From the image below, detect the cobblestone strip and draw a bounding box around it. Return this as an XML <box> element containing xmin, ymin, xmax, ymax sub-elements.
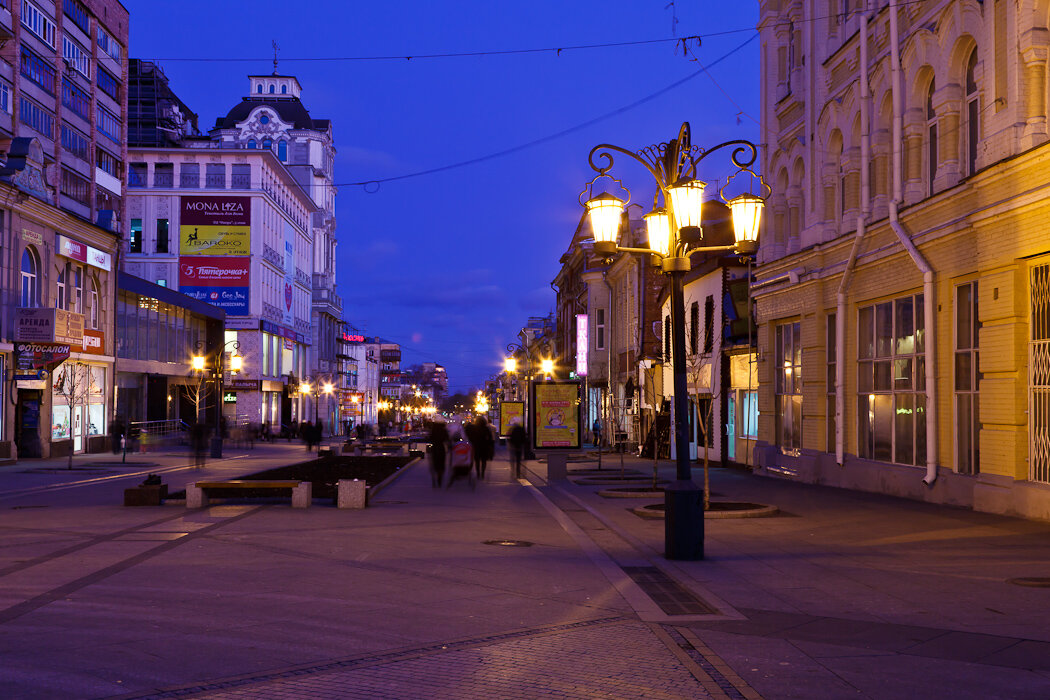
<box><xmin>660</xmin><ymin>625</ymin><xmax>763</xmax><ymax>700</ymax></box>
<box><xmin>122</xmin><ymin>616</ymin><xmax>653</xmax><ymax>699</ymax></box>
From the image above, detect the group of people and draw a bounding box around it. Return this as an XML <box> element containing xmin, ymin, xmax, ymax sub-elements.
<box><xmin>427</xmin><ymin>417</ymin><xmax>530</xmax><ymax>487</ymax></box>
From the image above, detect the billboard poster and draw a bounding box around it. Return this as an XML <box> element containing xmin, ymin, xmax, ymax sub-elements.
<box><xmin>499</xmin><ymin>401</ymin><xmax>524</xmax><ymax>437</ymax></box>
<box><xmin>283</xmin><ymin>226</ymin><xmax>295</xmax><ymax>327</ymax></box>
<box><xmin>179</xmin><ymin>256</ymin><xmax>251</xmax><ymax>315</ymax></box>
<box><xmin>531</xmin><ymin>381</ymin><xmax>580</xmax><ymax>449</ymax></box>
<box><xmin>179</xmin><ymin>196</ymin><xmax>251</xmax><ymax>256</ymax></box>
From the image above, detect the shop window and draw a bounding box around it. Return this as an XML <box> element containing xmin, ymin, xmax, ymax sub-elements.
<box><xmin>775</xmin><ymin>321</ymin><xmax>802</xmax><ymax>450</ymax></box>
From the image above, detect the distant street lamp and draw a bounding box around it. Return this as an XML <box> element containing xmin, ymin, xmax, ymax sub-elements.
<box><xmin>580</xmin><ymin>122</ymin><xmax>767</xmax><ymax>560</ymax></box>
<box><xmin>192</xmin><ymin>340</ymin><xmax>243</xmax><ymax>458</ymax></box>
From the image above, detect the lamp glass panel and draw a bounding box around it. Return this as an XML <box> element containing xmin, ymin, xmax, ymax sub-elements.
<box><xmin>667</xmin><ymin>179</ymin><xmax>706</xmax><ymax>229</ymax></box>
<box><xmin>230</xmin><ymin>354</ymin><xmax>243</xmax><ymax>372</ymax></box>
<box><xmin>585</xmin><ymin>193</ymin><xmax>624</xmax><ymax>244</ymax></box>
<box><xmin>644</xmin><ymin>208</ymin><xmax>672</xmax><ymax>257</ymax></box>
<box><xmin>729</xmin><ymin>194</ymin><xmax>763</xmax><ymax>244</ymax></box>
<box><xmin>505</xmin><ymin>358</ymin><xmax>517</xmax><ymax>373</ymax></box>
<box><xmin>192</xmin><ymin>355</ymin><xmax>205</xmax><ymax>371</ymax></box>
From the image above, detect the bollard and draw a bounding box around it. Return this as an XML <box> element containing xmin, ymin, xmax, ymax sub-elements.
<box><xmin>291</xmin><ymin>481</ymin><xmax>313</xmax><ymax>508</ymax></box>
<box><xmin>337</xmin><ymin>479</ymin><xmax>367</xmax><ymax>509</ymax></box>
<box><xmin>186</xmin><ymin>484</ymin><xmax>207</xmax><ymax>508</ymax></box>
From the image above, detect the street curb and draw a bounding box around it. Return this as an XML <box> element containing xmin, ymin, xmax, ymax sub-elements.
<box><xmin>367</xmin><ymin>456</ymin><xmax>422</xmax><ymax>505</ymax></box>
<box><xmin>632</xmin><ymin>501</ymin><xmax>780</xmax><ymax>519</ymax></box>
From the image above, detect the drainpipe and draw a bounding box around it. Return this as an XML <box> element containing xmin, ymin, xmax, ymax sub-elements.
<box><xmin>889</xmin><ymin>2</ymin><xmax>938</xmax><ymax>485</ymax></box>
<box><xmin>836</xmin><ymin>6</ymin><xmax>872</xmax><ymax>465</ymax></box>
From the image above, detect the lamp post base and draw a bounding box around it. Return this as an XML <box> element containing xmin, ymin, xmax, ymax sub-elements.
<box><xmin>210</xmin><ymin>436</ymin><xmax>223</xmax><ymax>459</ymax></box>
<box><xmin>664</xmin><ymin>479</ymin><xmax>704</xmax><ymax>560</ymax></box>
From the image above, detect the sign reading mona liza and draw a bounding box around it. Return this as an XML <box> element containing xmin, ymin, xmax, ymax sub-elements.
<box><xmin>532</xmin><ymin>382</ymin><xmax>580</xmax><ymax>449</ymax></box>
<box><xmin>179</xmin><ymin>196</ymin><xmax>250</xmax><ymax>255</ymax></box>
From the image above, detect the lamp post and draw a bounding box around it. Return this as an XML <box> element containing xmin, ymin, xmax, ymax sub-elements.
<box><xmin>581</xmin><ymin>122</ymin><xmax>767</xmax><ymax>561</ymax></box>
<box><xmin>299</xmin><ymin>377</ymin><xmax>335</xmax><ymax>426</ymax></box>
<box><xmin>192</xmin><ymin>340</ymin><xmax>243</xmax><ymax>458</ymax></box>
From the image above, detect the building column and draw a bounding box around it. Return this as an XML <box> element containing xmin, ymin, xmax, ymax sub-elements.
<box><xmin>902</xmin><ymin>109</ymin><xmax>926</xmax><ymax>204</ymax></box>
<box><xmin>1020</xmin><ymin>40</ymin><xmax>1049</xmax><ymax>149</ymax></box>
<box><xmin>932</xmin><ymin>84</ymin><xmax>963</xmax><ymax>191</ymax></box>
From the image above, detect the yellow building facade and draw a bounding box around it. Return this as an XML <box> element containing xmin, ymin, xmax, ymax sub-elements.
<box><xmin>754</xmin><ymin>0</ymin><xmax>1050</xmax><ymax>519</ymax></box>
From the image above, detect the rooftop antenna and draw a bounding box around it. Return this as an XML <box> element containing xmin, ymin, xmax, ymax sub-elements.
<box><xmin>272</xmin><ymin>40</ymin><xmax>279</xmax><ymax>75</ymax></box>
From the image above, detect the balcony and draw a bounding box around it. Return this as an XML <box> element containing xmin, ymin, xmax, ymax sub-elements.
<box><xmin>311</xmin><ymin>286</ymin><xmax>342</xmax><ymax>314</ymax></box>
<box><xmin>0</xmin><ymin>3</ymin><xmax>14</xmax><ymax>42</ymax></box>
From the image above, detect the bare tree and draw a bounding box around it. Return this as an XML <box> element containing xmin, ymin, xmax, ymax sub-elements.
<box><xmin>52</xmin><ymin>361</ymin><xmax>93</xmax><ymax>470</ymax></box>
<box><xmin>686</xmin><ymin>351</ymin><xmax>720</xmax><ymax>509</ymax></box>
<box><xmin>640</xmin><ymin>361</ymin><xmax>664</xmax><ymax>489</ymax></box>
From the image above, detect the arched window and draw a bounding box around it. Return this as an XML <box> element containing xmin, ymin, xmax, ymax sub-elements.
<box><xmin>269</xmin><ymin>84</ymin><xmax>275</xmax><ymax>93</ymax></box>
<box><xmin>263</xmin><ymin>139</ymin><xmax>272</xmax><ymax>152</ymax></box>
<box><xmin>965</xmin><ymin>49</ymin><xmax>979</xmax><ymax>176</ymax></box>
<box><xmin>926</xmin><ymin>79</ymin><xmax>938</xmax><ymax>197</ymax></box>
<box><xmin>281</xmin><ymin>85</ymin><xmax>287</xmax><ymax>94</ymax></box>
<box><xmin>277</xmin><ymin>140</ymin><xmax>287</xmax><ymax>161</ymax></box>
<box><xmin>257</xmin><ymin>84</ymin><xmax>262</xmax><ymax>93</ymax></box>
<box><xmin>247</xmin><ymin>140</ymin><xmax>256</xmax><ymax>149</ymax></box>
<box><xmin>56</xmin><ymin>266</ymin><xmax>66</xmax><ymax>310</ymax></box>
<box><xmin>89</xmin><ymin>277</ymin><xmax>100</xmax><ymax>329</ymax></box>
<box><xmin>20</xmin><ymin>247</ymin><xmax>39</xmax><ymax>307</ymax></box>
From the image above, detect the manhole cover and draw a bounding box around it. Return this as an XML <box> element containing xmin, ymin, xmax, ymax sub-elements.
<box><xmin>1007</xmin><ymin>577</ymin><xmax>1050</xmax><ymax>588</ymax></box>
<box><xmin>483</xmin><ymin>540</ymin><xmax>534</xmax><ymax>547</ymax></box>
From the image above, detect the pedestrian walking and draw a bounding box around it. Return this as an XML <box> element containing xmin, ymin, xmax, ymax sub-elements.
<box><xmin>110</xmin><ymin>416</ymin><xmax>125</xmax><ymax>454</ymax></box>
<box><xmin>508</xmin><ymin>420</ymin><xmax>527</xmax><ymax>479</ymax></box>
<box><xmin>191</xmin><ymin>422</ymin><xmax>210</xmax><ymax>470</ymax></box>
<box><xmin>428</xmin><ymin>419</ymin><xmax>451</xmax><ymax>487</ymax></box>
<box><xmin>467</xmin><ymin>415</ymin><xmax>494</xmax><ymax>480</ymax></box>
<box><xmin>592</xmin><ymin>418</ymin><xmax>601</xmax><ymax>447</ymax></box>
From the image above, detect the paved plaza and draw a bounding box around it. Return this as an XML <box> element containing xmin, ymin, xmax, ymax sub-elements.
<box><xmin>1</xmin><ymin>440</ymin><xmax>1049</xmax><ymax>699</ymax></box>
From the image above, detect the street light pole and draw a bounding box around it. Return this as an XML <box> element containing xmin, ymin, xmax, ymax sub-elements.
<box><xmin>193</xmin><ymin>340</ymin><xmax>242</xmax><ymax>459</ymax></box>
<box><xmin>580</xmin><ymin>122</ymin><xmax>767</xmax><ymax>561</ymax></box>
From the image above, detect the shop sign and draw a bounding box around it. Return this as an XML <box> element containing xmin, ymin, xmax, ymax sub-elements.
<box><xmin>15</xmin><ymin>342</ymin><xmax>71</xmax><ymax>373</ymax></box>
<box><xmin>283</xmin><ymin>338</ymin><xmax>294</xmax><ymax>351</ymax></box>
<box><xmin>56</xmin><ymin>235</ymin><xmax>112</xmax><ymax>271</ymax></box>
<box><xmin>21</xmin><ymin>228</ymin><xmax>44</xmax><ymax>245</ymax></box>
<box><xmin>179</xmin><ymin>256</ymin><xmax>250</xmax><ymax>315</ymax></box>
<box><xmin>179</xmin><ymin>196</ymin><xmax>251</xmax><ymax>256</ymax></box>
<box><xmin>223</xmin><ymin>391</ymin><xmax>237</xmax><ymax>403</ymax></box>
<box><xmin>225</xmin><ymin>317</ymin><xmax>259</xmax><ymax>330</ymax></box>
<box><xmin>343</xmin><ymin>333</ymin><xmax>365</xmax><ymax>343</ymax></box>
<box><xmin>80</xmin><ymin>329</ymin><xmax>104</xmax><ymax>355</ymax></box>
<box><xmin>228</xmin><ymin>379</ymin><xmax>261</xmax><ymax>391</ymax></box>
<box><xmin>575</xmin><ymin>314</ymin><xmax>588</xmax><ymax>377</ymax></box>
<box><xmin>15</xmin><ymin>308</ymin><xmax>84</xmax><ymax>344</ymax></box>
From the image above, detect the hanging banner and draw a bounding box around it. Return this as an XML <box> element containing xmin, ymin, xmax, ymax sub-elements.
<box><xmin>179</xmin><ymin>256</ymin><xmax>250</xmax><ymax>315</ymax></box>
<box><xmin>576</xmin><ymin>314</ymin><xmax>588</xmax><ymax>376</ymax></box>
<box><xmin>179</xmin><ymin>196</ymin><xmax>251</xmax><ymax>255</ymax></box>
<box><xmin>531</xmin><ymin>381</ymin><xmax>580</xmax><ymax>449</ymax></box>
<box><xmin>499</xmin><ymin>401</ymin><xmax>524</xmax><ymax>438</ymax></box>
<box><xmin>283</xmin><ymin>223</ymin><xmax>295</xmax><ymax>328</ymax></box>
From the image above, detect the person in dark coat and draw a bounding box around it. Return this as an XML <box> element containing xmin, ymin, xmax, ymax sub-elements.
<box><xmin>110</xmin><ymin>416</ymin><xmax>125</xmax><ymax>454</ymax></box>
<box><xmin>468</xmin><ymin>416</ymin><xmax>495</xmax><ymax>480</ymax></box>
<box><xmin>428</xmin><ymin>420</ymin><xmax>451</xmax><ymax>487</ymax></box>
<box><xmin>508</xmin><ymin>421</ymin><xmax>527</xmax><ymax>479</ymax></box>
<box><xmin>190</xmin><ymin>422</ymin><xmax>211</xmax><ymax>470</ymax></box>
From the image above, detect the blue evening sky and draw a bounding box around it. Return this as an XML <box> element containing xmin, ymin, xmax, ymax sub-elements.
<box><xmin>125</xmin><ymin>1</ymin><xmax>760</xmax><ymax>393</ymax></box>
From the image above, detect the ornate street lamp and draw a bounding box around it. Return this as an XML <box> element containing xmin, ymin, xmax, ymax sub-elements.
<box><xmin>192</xmin><ymin>340</ymin><xmax>243</xmax><ymax>458</ymax></box>
<box><xmin>580</xmin><ymin>122</ymin><xmax>768</xmax><ymax>561</ymax></box>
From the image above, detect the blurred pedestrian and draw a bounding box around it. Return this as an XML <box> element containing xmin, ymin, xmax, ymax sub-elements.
<box><xmin>592</xmin><ymin>418</ymin><xmax>601</xmax><ymax>447</ymax></box>
<box><xmin>508</xmin><ymin>420</ymin><xmax>527</xmax><ymax>479</ymax></box>
<box><xmin>428</xmin><ymin>419</ymin><xmax>451</xmax><ymax>487</ymax></box>
<box><xmin>468</xmin><ymin>416</ymin><xmax>494</xmax><ymax>480</ymax></box>
<box><xmin>110</xmin><ymin>415</ymin><xmax>125</xmax><ymax>454</ymax></box>
<box><xmin>191</xmin><ymin>422</ymin><xmax>210</xmax><ymax>470</ymax></box>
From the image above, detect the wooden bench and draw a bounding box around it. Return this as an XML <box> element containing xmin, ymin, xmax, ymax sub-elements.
<box><xmin>186</xmin><ymin>480</ymin><xmax>311</xmax><ymax>508</ymax></box>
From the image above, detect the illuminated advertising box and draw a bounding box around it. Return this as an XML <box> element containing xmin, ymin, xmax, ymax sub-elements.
<box><xmin>576</xmin><ymin>313</ymin><xmax>588</xmax><ymax>376</ymax></box>
<box><xmin>531</xmin><ymin>381</ymin><xmax>580</xmax><ymax>449</ymax></box>
<box><xmin>179</xmin><ymin>196</ymin><xmax>251</xmax><ymax>255</ymax></box>
<box><xmin>499</xmin><ymin>401</ymin><xmax>524</xmax><ymax>437</ymax></box>
<box><xmin>179</xmin><ymin>256</ymin><xmax>250</xmax><ymax>315</ymax></box>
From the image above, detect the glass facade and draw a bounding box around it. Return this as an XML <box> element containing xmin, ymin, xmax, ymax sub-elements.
<box><xmin>116</xmin><ymin>290</ymin><xmax>206</xmax><ymax>363</ymax></box>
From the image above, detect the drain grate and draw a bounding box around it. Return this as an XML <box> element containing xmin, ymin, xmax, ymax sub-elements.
<box><xmin>1007</xmin><ymin>577</ymin><xmax>1050</xmax><ymax>588</ymax></box>
<box><xmin>623</xmin><ymin>566</ymin><xmax>715</xmax><ymax>615</ymax></box>
<box><xmin>483</xmin><ymin>539</ymin><xmax>534</xmax><ymax>547</ymax></box>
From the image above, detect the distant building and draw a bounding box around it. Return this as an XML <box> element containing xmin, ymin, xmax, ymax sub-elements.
<box><xmin>127</xmin><ymin>59</ymin><xmax>199</xmax><ymax>148</ymax></box>
<box><xmin>400</xmin><ymin>362</ymin><xmax>448</xmax><ymax>404</ymax></box>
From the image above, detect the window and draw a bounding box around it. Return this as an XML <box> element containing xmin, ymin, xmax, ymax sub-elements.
<box><xmin>156</xmin><ymin>219</ymin><xmax>169</xmax><ymax>253</ymax></box>
<box><xmin>21</xmin><ymin>0</ymin><xmax>56</xmax><ymax>46</ymax></box>
<box><xmin>56</xmin><ymin>267</ymin><xmax>66</xmax><ymax>309</ymax></box>
<box><xmin>268</xmin><ymin>84</ymin><xmax>274</xmax><ymax>94</ymax></box>
<box><xmin>926</xmin><ymin>79</ymin><xmax>937</xmax><ymax>197</ymax></box>
<box><xmin>97</xmin><ymin>26</ymin><xmax>122</xmax><ymax>61</ymax></box>
<box><xmin>129</xmin><ymin>218</ymin><xmax>142</xmax><ymax>253</ymax></box>
<box><xmin>0</xmin><ymin>78</ymin><xmax>11</xmax><ymax>114</ymax></box>
<box><xmin>60</xmin><ymin>167</ymin><xmax>90</xmax><ymax>204</ymax></box>
<box><xmin>128</xmin><ymin>162</ymin><xmax>147</xmax><ymax>187</ymax></box>
<box><xmin>20</xmin><ymin>47</ymin><xmax>55</xmax><ymax>94</ymax></box>
<box><xmin>71</xmin><ymin>265</ymin><xmax>83</xmax><ymax>314</ymax></box>
<box><xmin>89</xmin><ymin>277</ymin><xmax>99</xmax><ymax>329</ymax></box>
<box><xmin>154</xmin><ymin>163</ymin><xmax>174</xmax><ymax>187</ymax></box>
<box><xmin>857</xmin><ymin>294</ymin><xmax>926</xmax><ymax>465</ymax></box>
<box><xmin>703</xmin><ymin>295</ymin><xmax>715</xmax><ymax>354</ymax></box>
<box><xmin>595</xmin><ymin>308</ymin><xmax>606</xmax><ymax>350</ymax></box>
<box><xmin>740</xmin><ymin>390</ymin><xmax>757</xmax><ymax>439</ymax></box>
<box><xmin>157</xmin><ymin>279</ymin><xmax>167</xmax><ymax>288</ymax></box>
<box><xmin>94</xmin><ymin>148</ymin><xmax>122</xmax><ymax>178</ymax></box>
<box><xmin>965</xmin><ymin>49</ymin><xmax>979</xmax><ymax>176</ymax></box>
<box><xmin>256</xmin><ymin>85</ymin><xmax>262</xmax><ymax>94</ymax></box>
<box><xmin>827</xmin><ymin>313</ymin><xmax>837</xmax><ymax>452</ymax></box>
<box><xmin>20</xmin><ymin>247</ymin><xmax>40</xmax><ymax>307</ymax></box>
<box><xmin>64</xmin><ymin>0</ymin><xmax>90</xmax><ymax>33</ymax></box>
<box><xmin>205</xmin><ymin>163</ymin><xmax>225</xmax><ymax>189</ymax></box>
<box><xmin>61</xmin><ymin>124</ymin><xmax>90</xmax><ymax>161</ymax></box>
<box><xmin>260</xmin><ymin>115</ymin><xmax>269</xmax><ymax>125</ymax></box>
<box><xmin>247</xmin><ymin>140</ymin><xmax>256</xmax><ymax>149</ymax></box>
<box><xmin>775</xmin><ymin>322</ymin><xmax>802</xmax><ymax>450</ymax></box>
<box><xmin>62</xmin><ymin>78</ymin><xmax>90</xmax><ymax>120</ymax></box>
<box><xmin>97</xmin><ymin>67</ymin><xmax>120</xmax><ymax>100</ymax></box>
<box><xmin>231</xmin><ymin>164</ymin><xmax>250</xmax><ymax>188</ymax></box>
<box><xmin>955</xmin><ymin>282</ymin><xmax>980</xmax><ymax>474</ymax></box>
<box><xmin>278</xmin><ymin>140</ymin><xmax>287</xmax><ymax>161</ymax></box>
<box><xmin>689</xmin><ymin>301</ymin><xmax>699</xmax><ymax>355</ymax></box>
<box><xmin>180</xmin><ymin>163</ymin><xmax>199</xmax><ymax>188</ymax></box>
<box><xmin>62</xmin><ymin>36</ymin><xmax>90</xmax><ymax>78</ymax></box>
<box><xmin>263</xmin><ymin>139</ymin><xmax>272</xmax><ymax>151</ymax></box>
<box><xmin>96</xmin><ymin>106</ymin><xmax>121</xmax><ymax>143</ymax></box>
